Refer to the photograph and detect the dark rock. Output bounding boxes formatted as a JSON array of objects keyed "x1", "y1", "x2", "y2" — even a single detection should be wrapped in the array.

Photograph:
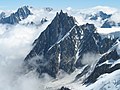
[
  {"x1": 24, "y1": 11, "x2": 119, "y2": 82},
  {"x1": 58, "y1": 86, "x2": 71, "y2": 90},
  {"x1": 85, "y1": 41, "x2": 120, "y2": 84},
  {"x1": 101, "y1": 20, "x2": 116, "y2": 28},
  {"x1": 0, "y1": 6, "x2": 32, "y2": 24},
  {"x1": 41, "y1": 18, "x2": 47, "y2": 24},
  {"x1": 75, "y1": 23, "x2": 101, "y2": 67},
  {"x1": 90, "y1": 11, "x2": 111, "y2": 20},
  {"x1": 0, "y1": 12, "x2": 5, "y2": 19},
  {"x1": 44, "y1": 7, "x2": 53, "y2": 12},
  {"x1": 24, "y1": 11, "x2": 76, "y2": 77}
]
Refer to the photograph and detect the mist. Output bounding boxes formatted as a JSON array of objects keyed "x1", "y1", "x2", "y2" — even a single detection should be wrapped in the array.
[
  {"x1": 0, "y1": 23, "x2": 54, "y2": 90},
  {"x1": 81, "y1": 52, "x2": 101, "y2": 66}
]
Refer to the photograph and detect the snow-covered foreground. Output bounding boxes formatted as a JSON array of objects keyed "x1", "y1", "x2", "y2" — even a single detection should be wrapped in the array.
[{"x1": 86, "y1": 69, "x2": 120, "y2": 90}]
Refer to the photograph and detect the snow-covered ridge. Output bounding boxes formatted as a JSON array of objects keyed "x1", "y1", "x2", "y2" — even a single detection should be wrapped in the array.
[{"x1": 0, "y1": 5, "x2": 120, "y2": 30}]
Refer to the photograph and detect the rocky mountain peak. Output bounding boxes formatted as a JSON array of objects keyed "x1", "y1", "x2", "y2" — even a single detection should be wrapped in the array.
[
  {"x1": 0, "y1": 6, "x2": 32, "y2": 24},
  {"x1": 24, "y1": 13, "x2": 102, "y2": 77},
  {"x1": 24, "y1": 11, "x2": 78, "y2": 77},
  {"x1": 24, "y1": 10, "x2": 119, "y2": 83},
  {"x1": 16, "y1": 6, "x2": 32, "y2": 19},
  {"x1": 25, "y1": 11, "x2": 75, "y2": 60}
]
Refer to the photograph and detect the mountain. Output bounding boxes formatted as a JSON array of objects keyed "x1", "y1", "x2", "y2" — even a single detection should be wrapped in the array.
[
  {"x1": 24, "y1": 10, "x2": 118, "y2": 80},
  {"x1": 24, "y1": 10, "x2": 76, "y2": 77},
  {"x1": 22, "y1": 9, "x2": 120, "y2": 90},
  {"x1": 88, "y1": 11, "x2": 111, "y2": 20},
  {"x1": 101, "y1": 20, "x2": 120, "y2": 28},
  {"x1": 77, "y1": 7, "x2": 120, "y2": 28},
  {"x1": 43, "y1": 7, "x2": 53, "y2": 12},
  {"x1": 0, "y1": 6, "x2": 120, "y2": 90},
  {"x1": 59, "y1": 86, "x2": 71, "y2": 90},
  {"x1": 0, "y1": 12, "x2": 5, "y2": 19},
  {"x1": 0, "y1": 6, "x2": 32, "y2": 24},
  {"x1": 85, "y1": 39, "x2": 120, "y2": 84}
]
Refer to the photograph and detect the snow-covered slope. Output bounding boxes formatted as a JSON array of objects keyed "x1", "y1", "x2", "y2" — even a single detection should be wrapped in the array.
[{"x1": 0, "y1": 6, "x2": 120, "y2": 90}]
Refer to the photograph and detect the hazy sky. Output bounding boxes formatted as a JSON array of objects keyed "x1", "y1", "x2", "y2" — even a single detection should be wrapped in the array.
[{"x1": 0, "y1": 0, "x2": 120, "y2": 10}]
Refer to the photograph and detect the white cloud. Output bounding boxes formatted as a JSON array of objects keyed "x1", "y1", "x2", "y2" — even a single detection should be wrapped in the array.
[
  {"x1": 0, "y1": 22, "x2": 50, "y2": 90},
  {"x1": 110, "y1": 11, "x2": 120, "y2": 23},
  {"x1": 81, "y1": 53, "x2": 101, "y2": 66}
]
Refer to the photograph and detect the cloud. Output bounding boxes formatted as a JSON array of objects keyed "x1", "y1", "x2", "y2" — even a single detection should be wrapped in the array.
[
  {"x1": 110, "y1": 11, "x2": 120, "y2": 23},
  {"x1": 0, "y1": 23, "x2": 52, "y2": 90},
  {"x1": 81, "y1": 52, "x2": 101, "y2": 66}
]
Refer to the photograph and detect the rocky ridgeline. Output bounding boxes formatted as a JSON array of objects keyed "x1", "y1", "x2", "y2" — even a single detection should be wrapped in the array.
[
  {"x1": 24, "y1": 11, "x2": 120, "y2": 85},
  {"x1": 0, "y1": 6, "x2": 32, "y2": 24}
]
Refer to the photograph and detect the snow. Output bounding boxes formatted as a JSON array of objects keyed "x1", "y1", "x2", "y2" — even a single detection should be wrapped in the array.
[
  {"x1": 1, "y1": 6, "x2": 120, "y2": 90},
  {"x1": 19, "y1": 7, "x2": 56, "y2": 25},
  {"x1": 57, "y1": 25, "x2": 76, "y2": 44},
  {"x1": 45, "y1": 66, "x2": 87, "y2": 90},
  {"x1": 85, "y1": 69, "x2": 120, "y2": 90},
  {"x1": 98, "y1": 59, "x2": 114, "y2": 67},
  {"x1": 91, "y1": 6, "x2": 117, "y2": 14},
  {"x1": 44, "y1": 63, "x2": 120, "y2": 90},
  {"x1": 58, "y1": 53, "x2": 61, "y2": 63},
  {"x1": 117, "y1": 43, "x2": 120, "y2": 56},
  {"x1": 0, "y1": 10, "x2": 14, "y2": 17},
  {"x1": 110, "y1": 11, "x2": 120, "y2": 23},
  {"x1": 75, "y1": 51, "x2": 79, "y2": 64},
  {"x1": 97, "y1": 27, "x2": 120, "y2": 34},
  {"x1": 48, "y1": 25, "x2": 77, "y2": 51},
  {"x1": 111, "y1": 59, "x2": 120, "y2": 68}
]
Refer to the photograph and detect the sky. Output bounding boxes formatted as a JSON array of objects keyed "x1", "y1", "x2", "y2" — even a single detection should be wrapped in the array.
[{"x1": 0, "y1": 0, "x2": 120, "y2": 10}]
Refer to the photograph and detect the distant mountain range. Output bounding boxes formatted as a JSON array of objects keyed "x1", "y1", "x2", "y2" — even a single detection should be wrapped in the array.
[
  {"x1": 0, "y1": 6, "x2": 32, "y2": 24},
  {"x1": 0, "y1": 6, "x2": 120, "y2": 28}
]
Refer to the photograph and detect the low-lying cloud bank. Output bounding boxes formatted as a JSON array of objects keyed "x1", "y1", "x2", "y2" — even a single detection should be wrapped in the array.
[{"x1": 0, "y1": 23, "x2": 54, "y2": 90}]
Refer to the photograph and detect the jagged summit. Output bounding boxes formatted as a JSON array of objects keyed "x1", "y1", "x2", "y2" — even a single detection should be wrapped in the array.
[
  {"x1": 24, "y1": 11, "x2": 77, "y2": 77},
  {"x1": 24, "y1": 10, "x2": 75, "y2": 60},
  {"x1": 24, "y1": 10, "x2": 106, "y2": 78},
  {"x1": 0, "y1": 6, "x2": 32, "y2": 24},
  {"x1": 16, "y1": 6, "x2": 32, "y2": 19},
  {"x1": 21, "y1": 9, "x2": 120, "y2": 90}
]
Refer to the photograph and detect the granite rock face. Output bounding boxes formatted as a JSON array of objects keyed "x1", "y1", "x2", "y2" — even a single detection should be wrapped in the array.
[
  {"x1": 24, "y1": 10, "x2": 76, "y2": 77},
  {"x1": 24, "y1": 11, "x2": 119, "y2": 81},
  {"x1": 84, "y1": 39, "x2": 120, "y2": 84}
]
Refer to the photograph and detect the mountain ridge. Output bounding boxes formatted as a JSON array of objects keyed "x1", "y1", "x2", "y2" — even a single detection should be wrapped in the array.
[
  {"x1": 0, "y1": 6, "x2": 32, "y2": 24},
  {"x1": 24, "y1": 11, "x2": 119, "y2": 82}
]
